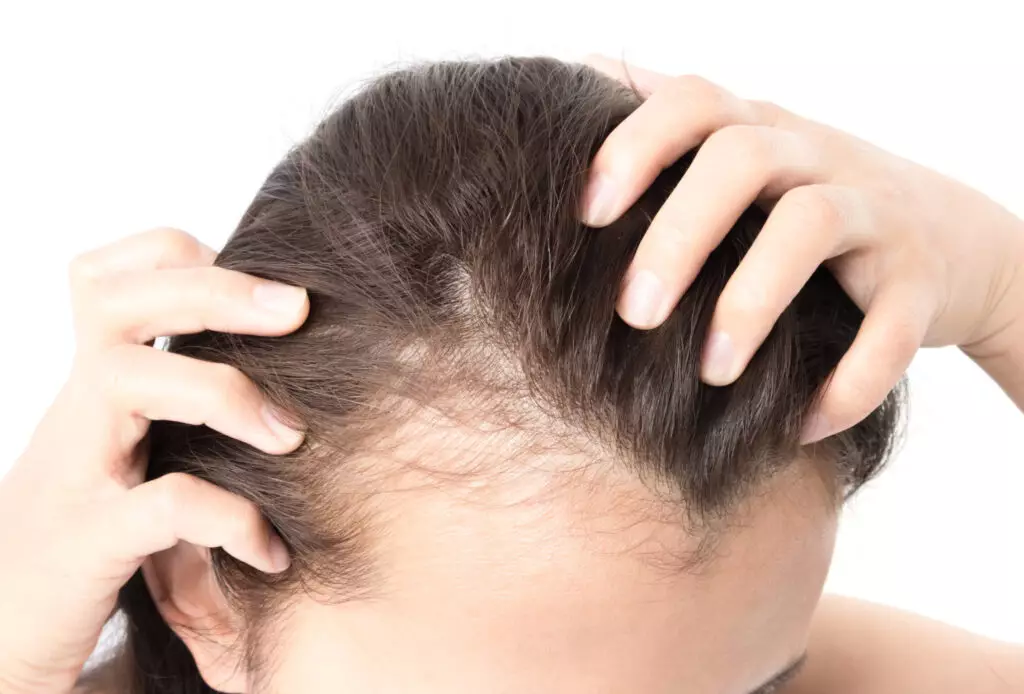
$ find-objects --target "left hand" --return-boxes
[581,55,1024,442]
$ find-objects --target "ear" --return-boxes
[142,543,251,693]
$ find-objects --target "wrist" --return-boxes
[0,655,75,694]
[963,214,1024,356]
[961,215,1024,410]
[0,672,66,694]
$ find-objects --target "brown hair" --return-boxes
[113,56,905,693]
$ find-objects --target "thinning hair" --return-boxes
[114,56,905,693]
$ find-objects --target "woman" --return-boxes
[1,56,1021,693]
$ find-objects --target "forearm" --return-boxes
[784,595,1024,694]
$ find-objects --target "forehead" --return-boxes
[270,457,838,694]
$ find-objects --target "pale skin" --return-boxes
[0,57,1022,693]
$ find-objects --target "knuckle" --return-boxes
[780,186,844,236]
[68,250,103,287]
[670,73,722,102]
[666,74,732,123]
[719,279,771,319]
[650,221,702,260]
[748,99,786,126]
[174,266,222,314]
[154,473,198,522]
[79,273,126,328]
[196,266,238,304]
[704,125,774,177]
[144,227,203,261]
[871,176,921,211]
[205,362,256,410]
[92,344,138,401]
[227,502,264,545]
[212,361,251,392]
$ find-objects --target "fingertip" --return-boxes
[293,289,311,329]
[615,304,659,330]
[581,171,622,227]
[259,404,306,454]
[700,331,740,386]
[252,283,311,333]
[800,412,834,445]
[618,269,670,328]
[266,533,291,573]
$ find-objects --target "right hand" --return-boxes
[581,56,1024,436]
[0,228,310,694]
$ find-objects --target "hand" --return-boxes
[0,229,310,694]
[582,55,1024,441]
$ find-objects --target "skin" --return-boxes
[580,55,1024,425]
[260,454,836,694]
[0,229,307,693]
[0,58,1022,693]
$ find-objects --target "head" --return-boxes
[116,57,904,694]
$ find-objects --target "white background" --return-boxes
[1,0,1021,646]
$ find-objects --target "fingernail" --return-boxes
[620,270,667,327]
[582,172,619,226]
[253,282,307,315]
[800,413,833,444]
[261,404,304,449]
[702,331,737,385]
[267,533,291,572]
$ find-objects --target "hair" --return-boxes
[108,56,905,693]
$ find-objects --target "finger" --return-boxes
[800,282,932,444]
[68,227,217,286]
[581,53,674,98]
[617,126,825,329]
[102,472,289,573]
[77,266,309,349]
[582,56,792,131]
[82,345,304,457]
[581,74,764,227]
[701,184,874,384]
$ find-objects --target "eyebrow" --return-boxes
[748,653,808,694]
